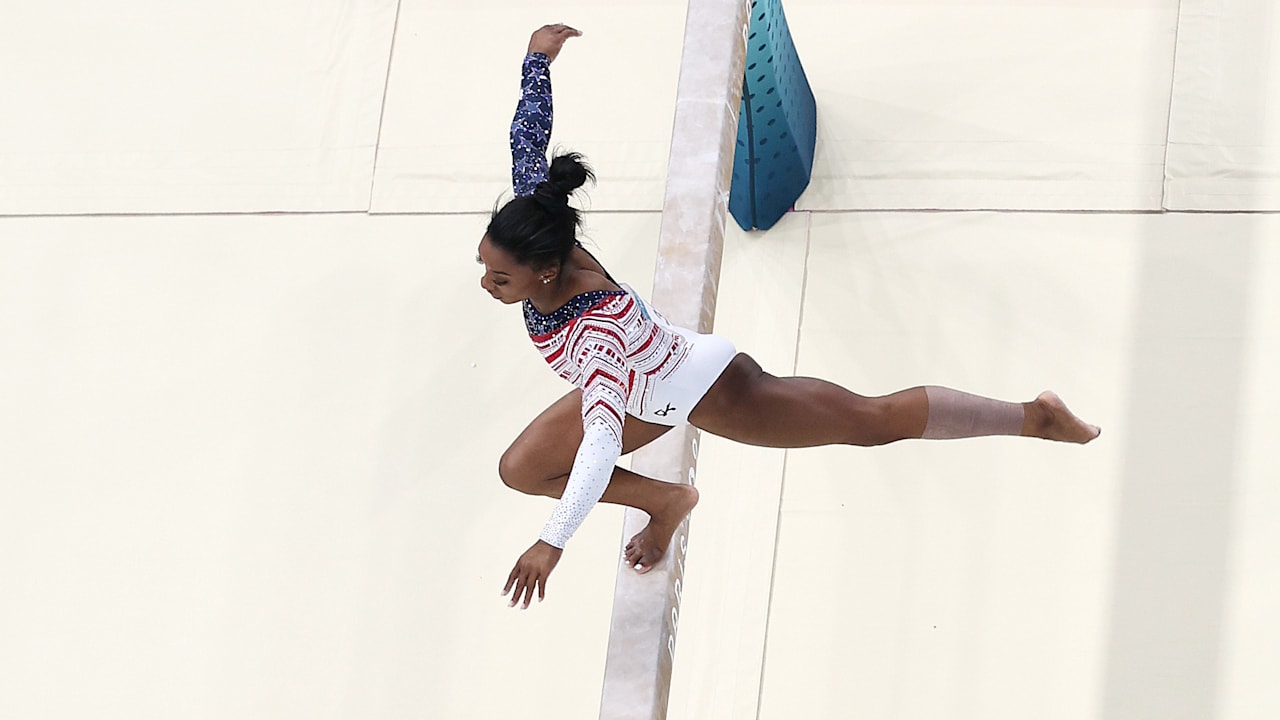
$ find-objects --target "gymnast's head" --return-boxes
[478,152,595,304]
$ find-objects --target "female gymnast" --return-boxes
[489,24,1100,610]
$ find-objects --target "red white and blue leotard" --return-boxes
[513,54,734,549]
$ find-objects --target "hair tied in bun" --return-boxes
[533,182,571,211]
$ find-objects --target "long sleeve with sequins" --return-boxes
[537,316,630,549]
[511,52,553,197]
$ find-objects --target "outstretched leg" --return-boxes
[689,354,1100,447]
[500,390,697,571]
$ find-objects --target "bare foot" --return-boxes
[1026,391,1101,443]
[623,484,699,574]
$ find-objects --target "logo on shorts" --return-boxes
[654,403,677,417]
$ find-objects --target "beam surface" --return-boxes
[597,2,751,719]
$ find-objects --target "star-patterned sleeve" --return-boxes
[538,318,630,549]
[511,52,552,197]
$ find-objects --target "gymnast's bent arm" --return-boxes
[502,318,629,609]
[537,324,629,548]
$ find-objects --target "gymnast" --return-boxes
[489,24,1100,610]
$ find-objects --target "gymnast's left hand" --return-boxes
[502,540,562,609]
[528,23,581,63]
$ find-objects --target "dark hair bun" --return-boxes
[543,152,595,198]
[487,152,594,270]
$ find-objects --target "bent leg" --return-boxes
[500,389,674,498]
[500,390,698,571]
[689,354,1100,447]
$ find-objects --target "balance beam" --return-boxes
[598,2,751,719]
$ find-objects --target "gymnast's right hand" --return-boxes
[502,539,563,609]
[528,23,582,62]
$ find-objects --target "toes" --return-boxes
[624,538,653,572]
[632,547,664,574]
[632,550,654,574]
[622,526,672,574]
[624,537,648,566]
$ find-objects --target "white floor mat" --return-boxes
[0,1,397,214]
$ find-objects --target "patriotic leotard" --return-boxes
[512,53,734,549]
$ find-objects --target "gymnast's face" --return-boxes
[477,235,545,304]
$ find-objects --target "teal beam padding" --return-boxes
[729,0,817,231]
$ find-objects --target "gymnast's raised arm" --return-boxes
[508,24,616,281]
[511,24,582,197]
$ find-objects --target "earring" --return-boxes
[542,276,552,284]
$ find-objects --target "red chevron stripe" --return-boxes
[592,322,627,345]
[633,326,658,356]
[543,340,568,365]
[585,399,624,427]
[583,366,623,388]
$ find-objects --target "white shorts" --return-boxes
[633,324,737,427]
